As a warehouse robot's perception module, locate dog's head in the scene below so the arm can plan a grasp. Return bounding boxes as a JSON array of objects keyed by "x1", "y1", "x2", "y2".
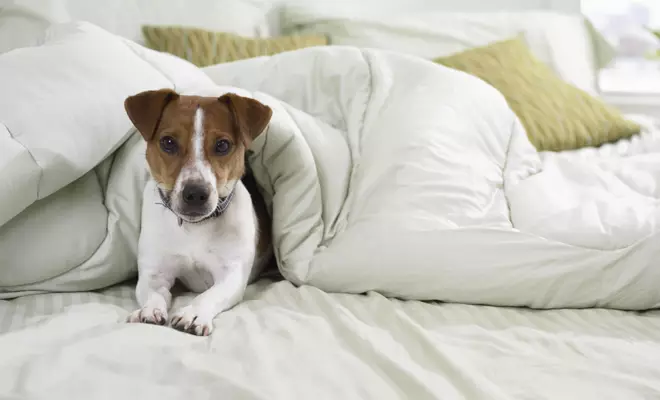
[{"x1": 124, "y1": 89, "x2": 272, "y2": 222}]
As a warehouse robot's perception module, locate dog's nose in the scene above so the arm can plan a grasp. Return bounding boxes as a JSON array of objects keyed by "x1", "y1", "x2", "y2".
[{"x1": 182, "y1": 184, "x2": 209, "y2": 206}]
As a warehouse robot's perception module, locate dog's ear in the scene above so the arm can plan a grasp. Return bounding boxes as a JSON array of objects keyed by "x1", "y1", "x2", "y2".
[
  {"x1": 218, "y1": 92, "x2": 272, "y2": 147},
  {"x1": 124, "y1": 88, "x2": 179, "y2": 141}
]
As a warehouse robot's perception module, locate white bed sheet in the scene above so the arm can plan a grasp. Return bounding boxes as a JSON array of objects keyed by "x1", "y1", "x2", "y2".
[{"x1": 1, "y1": 279, "x2": 659, "y2": 399}]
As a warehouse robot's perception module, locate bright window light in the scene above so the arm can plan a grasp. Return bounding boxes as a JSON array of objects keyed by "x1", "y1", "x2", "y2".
[{"x1": 582, "y1": 0, "x2": 660, "y2": 94}]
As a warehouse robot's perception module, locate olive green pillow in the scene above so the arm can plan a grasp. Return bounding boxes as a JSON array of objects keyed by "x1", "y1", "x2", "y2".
[
  {"x1": 142, "y1": 26, "x2": 328, "y2": 68},
  {"x1": 434, "y1": 38, "x2": 640, "y2": 151}
]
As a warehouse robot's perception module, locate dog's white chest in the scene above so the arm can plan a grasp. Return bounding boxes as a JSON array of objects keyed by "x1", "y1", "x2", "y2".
[
  {"x1": 162, "y1": 224, "x2": 231, "y2": 291},
  {"x1": 139, "y1": 180, "x2": 257, "y2": 293}
]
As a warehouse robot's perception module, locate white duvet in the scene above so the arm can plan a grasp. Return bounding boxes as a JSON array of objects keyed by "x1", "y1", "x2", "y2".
[
  {"x1": 1, "y1": 22, "x2": 659, "y2": 310},
  {"x1": 207, "y1": 50, "x2": 660, "y2": 310}
]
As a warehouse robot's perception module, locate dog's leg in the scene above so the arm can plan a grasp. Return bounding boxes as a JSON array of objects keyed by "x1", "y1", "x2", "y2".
[
  {"x1": 170, "y1": 263, "x2": 248, "y2": 336},
  {"x1": 127, "y1": 270, "x2": 176, "y2": 325}
]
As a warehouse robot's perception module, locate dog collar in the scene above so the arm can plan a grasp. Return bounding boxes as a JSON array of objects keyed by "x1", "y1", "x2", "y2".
[
  {"x1": 177, "y1": 186, "x2": 236, "y2": 227},
  {"x1": 156, "y1": 186, "x2": 236, "y2": 226}
]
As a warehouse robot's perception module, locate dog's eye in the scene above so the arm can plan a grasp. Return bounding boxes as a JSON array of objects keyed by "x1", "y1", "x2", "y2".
[
  {"x1": 159, "y1": 136, "x2": 178, "y2": 154},
  {"x1": 215, "y1": 139, "x2": 231, "y2": 155}
]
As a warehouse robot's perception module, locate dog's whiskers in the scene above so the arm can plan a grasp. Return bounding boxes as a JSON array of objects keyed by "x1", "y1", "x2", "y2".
[{"x1": 155, "y1": 201, "x2": 170, "y2": 209}]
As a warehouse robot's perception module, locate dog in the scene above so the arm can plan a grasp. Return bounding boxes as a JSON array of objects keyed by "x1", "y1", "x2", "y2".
[{"x1": 123, "y1": 88, "x2": 273, "y2": 336}]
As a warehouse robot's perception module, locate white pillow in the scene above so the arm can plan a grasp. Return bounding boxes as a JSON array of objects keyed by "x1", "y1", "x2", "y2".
[
  {"x1": 0, "y1": 0, "x2": 272, "y2": 53},
  {"x1": 280, "y1": 8, "x2": 616, "y2": 95}
]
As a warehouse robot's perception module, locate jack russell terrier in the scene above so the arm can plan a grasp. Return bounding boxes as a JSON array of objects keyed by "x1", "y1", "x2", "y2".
[{"x1": 124, "y1": 88, "x2": 273, "y2": 336}]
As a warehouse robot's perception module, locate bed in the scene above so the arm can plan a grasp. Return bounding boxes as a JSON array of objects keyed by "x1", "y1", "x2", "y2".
[
  {"x1": 1, "y1": 1, "x2": 660, "y2": 399},
  {"x1": 2, "y1": 279, "x2": 660, "y2": 398}
]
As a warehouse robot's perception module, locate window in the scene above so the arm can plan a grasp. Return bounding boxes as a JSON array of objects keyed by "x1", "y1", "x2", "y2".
[{"x1": 582, "y1": 0, "x2": 660, "y2": 94}]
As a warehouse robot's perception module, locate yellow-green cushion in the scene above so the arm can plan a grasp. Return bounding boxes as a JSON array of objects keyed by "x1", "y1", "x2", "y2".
[
  {"x1": 434, "y1": 38, "x2": 641, "y2": 152},
  {"x1": 142, "y1": 26, "x2": 328, "y2": 67}
]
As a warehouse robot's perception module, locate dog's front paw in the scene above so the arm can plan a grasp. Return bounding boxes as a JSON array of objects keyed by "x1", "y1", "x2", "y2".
[
  {"x1": 169, "y1": 306, "x2": 213, "y2": 336},
  {"x1": 126, "y1": 306, "x2": 168, "y2": 325}
]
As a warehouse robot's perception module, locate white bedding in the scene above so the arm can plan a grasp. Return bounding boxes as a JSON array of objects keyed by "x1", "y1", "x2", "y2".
[
  {"x1": 1, "y1": 281, "x2": 660, "y2": 399},
  {"x1": 1, "y1": 21, "x2": 660, "y2": 399},
  {"x1": 2, "y1": 22, "x2": 660, "y2": 310},
  {"x1": 205, "y1": 47, "x2": 660, "y2": 310}
]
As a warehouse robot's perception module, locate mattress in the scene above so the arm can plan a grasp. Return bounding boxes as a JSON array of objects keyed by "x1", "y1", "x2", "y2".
[{"x1": 1, "y1": 280, "x2": 660, "y2": 399}]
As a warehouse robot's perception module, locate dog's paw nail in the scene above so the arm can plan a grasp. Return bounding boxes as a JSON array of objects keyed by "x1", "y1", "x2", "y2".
[
  {"x1": 127, "y1": 307, "x2": 168, "y2": 325},
  {"x1": 184, "y1": 317, "x2": 197, "y2": 332},
  {"x1": 153, "y1": 310, "x2": 166, "y2": 325},
  {"x1": 170, "y1": 307, "x2": 213, "y2": 336}
]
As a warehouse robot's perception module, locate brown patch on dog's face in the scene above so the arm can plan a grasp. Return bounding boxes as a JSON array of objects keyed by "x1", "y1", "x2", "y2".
[
  {"x1": 124, "y1": 89, "x2": 273, "y2": 221},
  {"x1": 198, "y1": 97, "x2": 248, "y2": 189}
]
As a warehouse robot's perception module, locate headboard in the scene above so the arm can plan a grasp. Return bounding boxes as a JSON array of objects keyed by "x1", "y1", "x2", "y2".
[
  {"x1": 265, "y1": 0, "x2": 581, "y2": 36},
  {"x1": 0, "y1": 0, "x2": 582, "y2": 54},
  {"x1": 273, "y1": 0, "x2": 581, "y2": 14}
]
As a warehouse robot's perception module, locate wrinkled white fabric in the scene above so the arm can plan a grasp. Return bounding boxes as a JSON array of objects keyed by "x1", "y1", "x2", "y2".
[
  {"x1": 0, "y1": 22, "x2": 217, "y2": 296},
  {"x1": 1, "y1": 281, "x2": 660, "y2": 400},
  {"x1": 206, "y1": 49, "x2": 660, "y2": 310},
  {"x1": 2, "y1": 22, "x2": 659, "y2": 310}
]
